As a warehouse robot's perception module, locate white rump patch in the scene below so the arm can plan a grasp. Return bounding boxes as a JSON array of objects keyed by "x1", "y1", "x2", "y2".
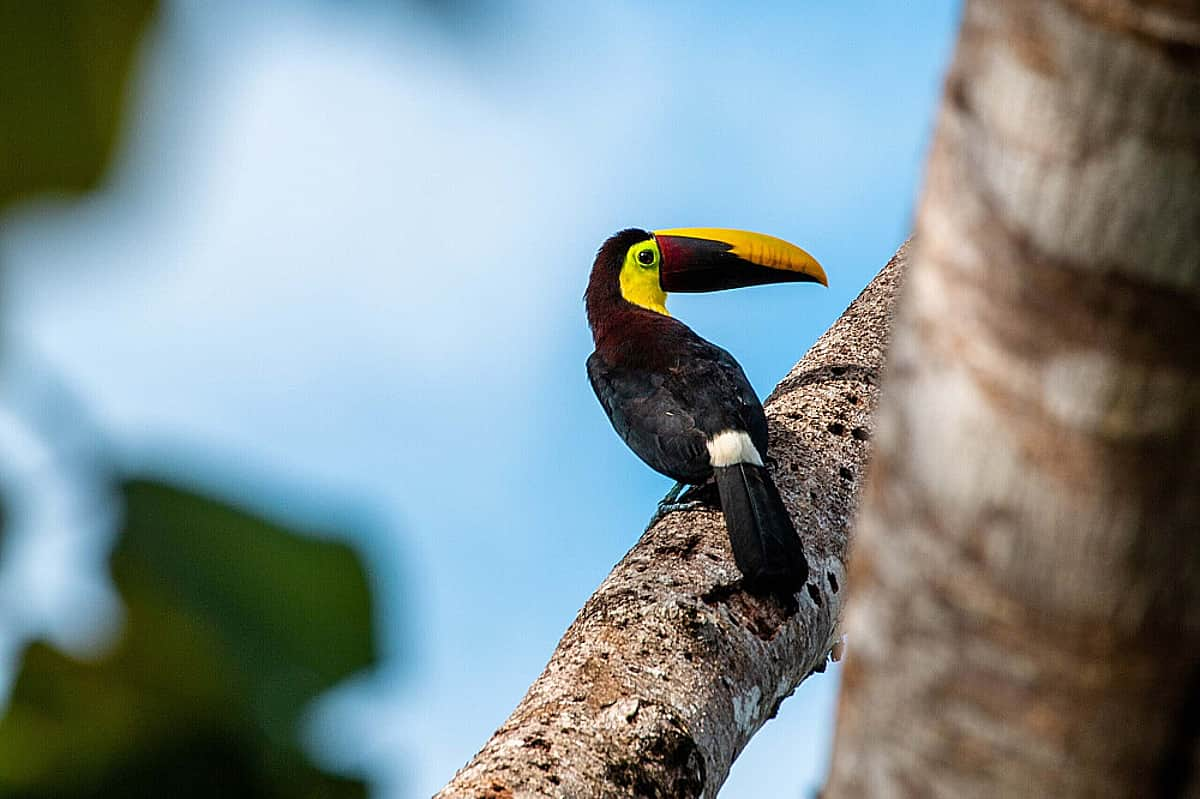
[{"x1": 706, "y1": 429, "x2": 763, "y2": 468}]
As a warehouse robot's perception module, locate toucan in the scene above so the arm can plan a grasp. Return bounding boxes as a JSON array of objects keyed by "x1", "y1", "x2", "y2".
[{"x1": 585, "y1": 227, "x2": 827, "y2": 592}]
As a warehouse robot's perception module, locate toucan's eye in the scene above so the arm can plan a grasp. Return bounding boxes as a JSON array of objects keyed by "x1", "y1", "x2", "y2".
[{"x1": 637, "y1": 248, "x2": 655, "y2": 266}]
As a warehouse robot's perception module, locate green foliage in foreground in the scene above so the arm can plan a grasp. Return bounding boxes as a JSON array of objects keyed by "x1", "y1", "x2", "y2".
[
  {"x1": 0, "y1": 479, "x2": 376, "y2": 798},
  {"x1": 0, "y1": 0, "x2": 158, "y2": 210}
]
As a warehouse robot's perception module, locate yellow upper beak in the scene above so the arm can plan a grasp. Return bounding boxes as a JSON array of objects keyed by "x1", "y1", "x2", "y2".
[{"x1": 653, "y1": 227, "x2": 828, "y2": 292}]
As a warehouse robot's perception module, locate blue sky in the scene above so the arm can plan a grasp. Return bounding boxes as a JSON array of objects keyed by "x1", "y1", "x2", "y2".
[{"x1": 0, "y1": 1, "x2": 960, "y2": 796}]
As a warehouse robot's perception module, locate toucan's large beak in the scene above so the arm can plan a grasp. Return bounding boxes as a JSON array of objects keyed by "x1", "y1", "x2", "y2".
[{"x1": 653, "y1": 228, "x2": 828, "y2": 293}]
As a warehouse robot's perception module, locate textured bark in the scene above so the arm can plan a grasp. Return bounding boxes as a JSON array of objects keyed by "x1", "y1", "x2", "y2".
[
  {"x1": 435, "y1": 247, "x2": 907, "y2": 798},
  {"x1": 826, "y1": 2, "x2": 1200, "y2": 798}
]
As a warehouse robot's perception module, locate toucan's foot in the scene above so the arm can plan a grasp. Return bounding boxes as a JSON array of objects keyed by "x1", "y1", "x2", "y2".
[
  {"x1": 645, "y1": 499, "x2": 706, "y2": 532},
  {"x1": 645, "y1": 481, "x2": 720, "y2": 531}
]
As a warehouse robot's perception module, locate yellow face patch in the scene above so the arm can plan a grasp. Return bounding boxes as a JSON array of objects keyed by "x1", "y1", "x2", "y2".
[{"x1": 619, "y1": 238, "x2": 669, "y2": 316}]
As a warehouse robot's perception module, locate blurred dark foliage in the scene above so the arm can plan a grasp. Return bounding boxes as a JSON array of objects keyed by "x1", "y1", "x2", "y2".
[
  {"x1": 0, "y1": 0, "x2": 157, "y2": 210},
  {"x1": 0, "y1": 480, "x2": 375, "y2": 798},
  {"x1": 1, "y1": 2, "x2": 384, "y2": 796}
]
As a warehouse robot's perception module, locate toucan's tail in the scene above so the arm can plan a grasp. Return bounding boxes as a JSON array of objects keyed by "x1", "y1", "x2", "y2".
[{"x1": 714, "y1": 463, "x2": 808, "y2": 591}]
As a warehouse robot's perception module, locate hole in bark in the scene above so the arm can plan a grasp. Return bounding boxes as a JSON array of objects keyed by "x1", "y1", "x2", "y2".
[
  {"x1": 807, "y1": 583, "x2": 822, "y2": 606},
  {"x1": 605, "y1": 723, "x2": 706, "y2": 798},
  {"x1": 479, "y1": 782, "x2": 513, "y2": 799},
  {"x1": 846, "y1": 393, "x2": 859, "y2": 405},
  {"x1": 548, "y1": 775, "x2": 561, "y2": 786},
  {"x1": 830, "y1": 366, "x2": 846, "y2": 376},
  {"x1": 827, "y1": 422, "x2": 845, "y2": 436},
  {"x1": 827, "y1": 572, "x2": 839, "y2": 593},
  {"x1": 851, "y1": 426, "x2": 869, "y2": 441},
  {"x1": 839, "y1": 466, "x2": 854, "y2": 481},
  {"x1": 702, "y1": 583, "x2": 739, "y2": 605},
  {"x1": 809, "y1": 490, "x2": 818, "y2": 503},
  {"x1": 789, "y1": 462, "x2": 798, "y2": 472},
  {"x1": 524, "y1": 736, "x2": 551, "y2": 752},
  {"x1": 947, "y1": 73, "x2": 970, "y2": 113},
  {"x1": 702, "y1": 583, "x2": 798, "y2": 640},
  {"x1": 655, "y1": 533, "x2": 702, "y2": 559}
]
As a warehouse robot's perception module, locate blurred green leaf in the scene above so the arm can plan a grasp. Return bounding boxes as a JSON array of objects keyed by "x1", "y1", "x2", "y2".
[
  {"x1": 0, "y1": 0, "x2": 157, "y2": 209},
  {"x1": 0, "y1": 478, "x2": 376, "y2": 798}
]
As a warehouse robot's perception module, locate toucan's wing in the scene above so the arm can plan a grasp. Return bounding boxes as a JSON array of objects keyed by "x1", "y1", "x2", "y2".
[
  {"x1": 587, "y1": 342, "x2": 768, "y2": 483},
  {"x1": 681, "y1": 339, "x2": 769, "y2": 458},
  {"x1": 587, "y1": 352, "x2": 711, "y2": 483}
]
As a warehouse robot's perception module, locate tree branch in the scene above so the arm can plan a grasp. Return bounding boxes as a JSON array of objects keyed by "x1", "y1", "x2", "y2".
[{"x1": 436, "y1": 245, "x2": 908, "y2": 798}]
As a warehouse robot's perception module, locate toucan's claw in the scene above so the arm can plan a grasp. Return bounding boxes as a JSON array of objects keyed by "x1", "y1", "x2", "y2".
[
  {"x1": 645, "y1": 500, "x2": 706, "y2": 532},
  {"x1": 645, "y1": 481, "x2": 720, "y2": 531}
]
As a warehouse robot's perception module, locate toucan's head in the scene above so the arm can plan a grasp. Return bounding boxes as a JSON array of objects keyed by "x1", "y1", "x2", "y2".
[{"x1": 586, "y1": 227, "x2": 827, "y2": 321}]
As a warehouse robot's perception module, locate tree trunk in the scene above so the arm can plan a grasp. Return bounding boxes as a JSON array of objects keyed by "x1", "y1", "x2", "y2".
[
  {"x1": 825, "y1": 2, "x2": 1200, "y2": 798},
  {"x1": 435, "y1": 246, "x2": 907, "y2": 798}
]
